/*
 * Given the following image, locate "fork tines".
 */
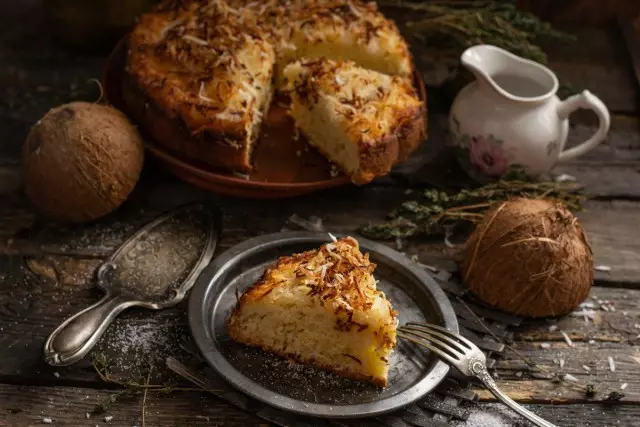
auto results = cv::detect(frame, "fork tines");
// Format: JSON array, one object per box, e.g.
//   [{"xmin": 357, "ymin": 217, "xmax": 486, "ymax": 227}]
[{"xmin": 397, "ymin": 322, "xmax": 476, "ymax": 366}]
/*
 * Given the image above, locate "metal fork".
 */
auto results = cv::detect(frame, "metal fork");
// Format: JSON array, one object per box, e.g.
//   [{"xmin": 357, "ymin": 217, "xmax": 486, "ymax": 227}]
[{"xmin": 398, "ymin": 322, "xmax": 558, "ymax": 427}]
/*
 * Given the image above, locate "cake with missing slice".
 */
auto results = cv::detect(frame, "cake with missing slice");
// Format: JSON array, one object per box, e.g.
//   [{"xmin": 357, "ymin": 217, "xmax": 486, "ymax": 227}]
[
  {"xmin": 283, "ymin": 58, "xmax": 426, "ymax": 184},
  {"xmin": 226, "ymin": 236, "xmax": 398, "ymax": 387},
  {"xmin": 125, "ymin": 0, "xmax": 417, "ymax": 175}
]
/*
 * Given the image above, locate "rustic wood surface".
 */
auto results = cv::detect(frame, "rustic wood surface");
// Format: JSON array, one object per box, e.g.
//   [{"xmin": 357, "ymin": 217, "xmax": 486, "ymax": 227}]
[{"xmin": 2, "ymin": 1, "xmax": 640, "ymax": 426}]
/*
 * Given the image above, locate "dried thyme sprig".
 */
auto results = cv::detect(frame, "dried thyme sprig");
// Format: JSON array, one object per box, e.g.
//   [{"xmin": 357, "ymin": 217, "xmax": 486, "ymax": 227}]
[
  {"xmin": 359, "ymin": 180, "xmax": 585, "ymax": 240},
  {"xmin": 378, "ymin": 0, "xmax": 575, "ymax": 64},
  {"xmin": 89, "ymin": 352, "xmax": 211, "ymax": 415}
]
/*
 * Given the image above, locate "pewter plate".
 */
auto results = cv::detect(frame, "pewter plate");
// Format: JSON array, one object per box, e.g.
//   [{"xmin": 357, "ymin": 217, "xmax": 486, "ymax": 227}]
[{"xmin": 188, "ymin": 231, "xmax": 458, "ymax": 419}]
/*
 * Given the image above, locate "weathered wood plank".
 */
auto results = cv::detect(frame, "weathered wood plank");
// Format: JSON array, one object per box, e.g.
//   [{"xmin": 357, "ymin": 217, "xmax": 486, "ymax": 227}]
[
  {"xmin": 516, "ymin": 287, "xmax": 640, "ymax": 343},
  {"xmin": 456, "ymin": 401, "xmax": 640, "ymax": 427},
  {"xmin": 0, "ymin": 384, "xmax": 263, "ymax": 427},
  {"xmin": 477, "ymin": 343, "xmax": 640, "ymax": 403},
  {"xmin": 1, "ymin": 383, "xmax": 638, "ymax": 427}
]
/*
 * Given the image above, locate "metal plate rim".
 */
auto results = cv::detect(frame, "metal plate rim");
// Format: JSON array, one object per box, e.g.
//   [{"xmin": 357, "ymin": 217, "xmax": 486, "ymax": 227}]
[{"xmin": 188, "ymin": 231, "xmax": 458, "ymax": 419}]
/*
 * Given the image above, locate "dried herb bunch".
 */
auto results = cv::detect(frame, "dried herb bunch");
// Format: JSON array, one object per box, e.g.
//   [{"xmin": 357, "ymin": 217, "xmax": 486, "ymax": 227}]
[
  {"xmin": 359, "ymin": 180, "xmax": 585, "ymax": 240},
  {"xmin": 378, "ymin": 0, "xmax": 575, "ymax": 64}
]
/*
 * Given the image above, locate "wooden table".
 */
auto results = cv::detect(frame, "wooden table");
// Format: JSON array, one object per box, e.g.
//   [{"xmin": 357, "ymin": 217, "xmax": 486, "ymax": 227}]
[{"xmin": 2, "ymin": 2, "xmax": 640, "ymax": 427}]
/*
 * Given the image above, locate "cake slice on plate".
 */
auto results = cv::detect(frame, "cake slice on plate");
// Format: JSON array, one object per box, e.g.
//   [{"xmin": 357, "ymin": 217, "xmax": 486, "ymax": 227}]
[
  {"xmin": 227, "ymin": 236, "xmax": 398, "ymax": 387},
  {"xmin": 283, "ymin": 58, "xmax": 426, "ymax": 184}
]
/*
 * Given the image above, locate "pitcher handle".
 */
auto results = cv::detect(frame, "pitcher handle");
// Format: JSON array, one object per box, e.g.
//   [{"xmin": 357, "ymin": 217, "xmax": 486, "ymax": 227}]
[{"xmin": 556, "ymin": 90, "xmax": 610, "ymax": 162}]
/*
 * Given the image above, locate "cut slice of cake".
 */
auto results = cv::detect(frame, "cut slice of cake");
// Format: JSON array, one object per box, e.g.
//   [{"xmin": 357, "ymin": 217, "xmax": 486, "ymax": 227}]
[
  {"xmin": 283, "ymin": 58, "xmax": 426, "ymax": 184},
  {"xmin": 227, "ymin": 236, "xmax": 398, "ymax": 387}
]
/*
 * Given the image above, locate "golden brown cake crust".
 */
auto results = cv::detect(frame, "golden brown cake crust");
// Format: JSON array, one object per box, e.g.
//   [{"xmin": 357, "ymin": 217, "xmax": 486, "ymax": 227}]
[
  {"xmin": 355, "ymin": 106, "xmax": 426, "ymax": 184},
  {"xmin": 121, "ymin": 71, "xmax": 254, "ymax": 172}
]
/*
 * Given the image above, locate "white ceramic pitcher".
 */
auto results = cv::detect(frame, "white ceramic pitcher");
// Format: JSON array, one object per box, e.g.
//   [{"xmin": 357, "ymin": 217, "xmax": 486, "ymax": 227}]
[{"xmin": 448, "ymin": 44, "xmax": 610, "ymax": 182}]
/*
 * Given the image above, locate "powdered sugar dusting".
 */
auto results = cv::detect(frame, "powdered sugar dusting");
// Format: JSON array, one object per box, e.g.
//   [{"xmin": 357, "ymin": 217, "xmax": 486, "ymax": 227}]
[{"xmin": 95, "ymin": 321, "xmax": 185, "ymax": 373}]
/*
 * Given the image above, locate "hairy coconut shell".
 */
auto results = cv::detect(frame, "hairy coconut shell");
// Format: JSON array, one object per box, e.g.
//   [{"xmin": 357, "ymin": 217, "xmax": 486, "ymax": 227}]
[
  {"xmin": 459, "ymin": 198, "xmax": 593, "ymax": 318},
  {"xmin": 22, "ymin": 102, "xmax": 144, "ymax": 223}
]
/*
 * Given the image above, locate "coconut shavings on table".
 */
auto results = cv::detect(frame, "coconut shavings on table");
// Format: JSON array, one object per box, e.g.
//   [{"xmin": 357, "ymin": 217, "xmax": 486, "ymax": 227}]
[
  {"xmin": 452, "ymin": 403, "xmax": 538, "ymax": 427},
  {"xmin": 93, "ymin": 320, "xmax": 186, "ymax": 375}
]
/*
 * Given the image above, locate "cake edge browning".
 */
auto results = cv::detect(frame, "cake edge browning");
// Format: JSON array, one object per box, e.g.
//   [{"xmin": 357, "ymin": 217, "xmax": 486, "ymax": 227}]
[
  {"xmin": 121, "ymin": 70, "xmax": 258, "ymax": 173},
  {"xmin": 354, "ymin": 103, "xmax": 426, "ymax": 184}
]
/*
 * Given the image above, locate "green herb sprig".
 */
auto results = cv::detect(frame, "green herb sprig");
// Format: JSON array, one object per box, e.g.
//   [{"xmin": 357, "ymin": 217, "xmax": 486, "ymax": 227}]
[
  {"xmin": 378, "ymin": 0, "xmax": 575, "ymax": 65},
  {"xmin": 359, "ymin": 180, "xmax": 585, "ymax": 240}
]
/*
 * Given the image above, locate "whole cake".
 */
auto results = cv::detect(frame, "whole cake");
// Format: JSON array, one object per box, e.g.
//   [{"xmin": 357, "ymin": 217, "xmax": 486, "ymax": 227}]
[
  {"xmin": 125, "ymin": 0, "xmax": 424, "ymax": 183},
  {"xmin": 227, "ymin": 236, "xmax": 398, "ymax": 387}
]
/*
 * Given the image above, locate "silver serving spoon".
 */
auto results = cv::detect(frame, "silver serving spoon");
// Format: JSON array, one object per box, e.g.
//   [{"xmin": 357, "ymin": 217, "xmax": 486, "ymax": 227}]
[{"xmin": 43, "ymin": 202, "xmax": 220, "ymax": 366}]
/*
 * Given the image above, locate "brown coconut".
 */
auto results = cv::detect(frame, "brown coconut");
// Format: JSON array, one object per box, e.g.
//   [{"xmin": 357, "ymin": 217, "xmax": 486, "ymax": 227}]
[
  {"xmin": 459, "ymin": 198, "xmax": 593, "ymax": 318},
  {"xmin": 22, "ymin": 102, "xmax": 144, "ymax": 223}
]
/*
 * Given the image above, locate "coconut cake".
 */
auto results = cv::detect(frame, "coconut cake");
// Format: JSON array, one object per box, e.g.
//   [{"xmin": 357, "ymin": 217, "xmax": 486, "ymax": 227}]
[
  {"xmin": 227, "ymin": 236, "xmax": 398, "ymax": 387},
  {"xmin": 125, "ymin": 0, "xmax": 420, "ymax": 176},
  {"xmin": 283, "ymin": 58, "xmax": 425, "ymax": 184}
]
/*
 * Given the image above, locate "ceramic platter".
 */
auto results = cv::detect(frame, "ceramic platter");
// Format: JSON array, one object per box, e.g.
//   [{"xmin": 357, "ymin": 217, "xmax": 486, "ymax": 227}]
[
  {"xmin": 102, "ymin": 37, "xmax": 427, "ymax": 199},
  {"xmin": 188, "ymin": 232, "xmax": 458, "ymax": 419}
]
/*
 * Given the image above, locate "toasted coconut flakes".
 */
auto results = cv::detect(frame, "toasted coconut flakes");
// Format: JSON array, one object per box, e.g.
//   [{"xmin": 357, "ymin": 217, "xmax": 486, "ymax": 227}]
[
  {"xmin": 224, "ymin": 4, "xmax": 240, "ymax": 16},
  {"xmin": 241, "ymin": 81, "xmax": 257, "ymax": 99},
  {"xmin": 320, "ymin": 264, "xmax": 328, "ymax": 283},
  {"xmin": 335, "ymin": 75, "xmax": 345, "ymax": 85},
  {"xmin": 341, "ymin": 103, "xmax": 357, "ymax": 114},
  {"xmin": 609, "ymin": 356, "xmax": 616, "ymax": 372},
  {"xmin": 198, "ymin": 82, "xmax": 216, "ymax": 103},
  {"xmin": 347, "ymin": 0, "xmax": 363, "ymax": 17},
  {"xmin": 561, "ymin": 331, "xmax": 574, "ymax": 347},
  {"xmin": 232, "ymin": 172, "xmax": 250, "ymax": 180},
  {"xmin": 563, "ymin": 373, "xmax": 579, "ymax": 382},
  {"xmin": 183, "ymin": 34, "xmax": 208, "ymax": 46},
  {"xmin": 159, "ymin": 19, "xmax": 183, "ymax": 38},
  {"xmin": 555, "ymin": 173, "xmax": 576, "ymax": 182},
  {"xmin": 213, "ymin": 53, "xmax": 231, "ymax": 68}
]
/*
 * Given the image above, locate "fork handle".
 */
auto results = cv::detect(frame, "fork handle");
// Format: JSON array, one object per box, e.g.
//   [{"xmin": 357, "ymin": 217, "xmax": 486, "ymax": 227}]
[{"xmin": 471, "ymin": 361, "xmax": 558, "ymax": 427}]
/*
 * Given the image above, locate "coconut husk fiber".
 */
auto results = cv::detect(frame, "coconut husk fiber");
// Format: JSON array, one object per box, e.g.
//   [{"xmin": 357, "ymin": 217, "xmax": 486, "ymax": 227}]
[
  {"xmin": 22, "ymin": 102, "xmax": 144, "ymax": 223},
  {"xmin": 459, "ymin": 197, "xmax": 593, "ymax": 318}
]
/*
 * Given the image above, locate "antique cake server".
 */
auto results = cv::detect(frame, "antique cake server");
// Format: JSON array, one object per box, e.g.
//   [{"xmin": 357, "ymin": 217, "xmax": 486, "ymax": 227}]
[{"xmin": 43, "ymin": 202, "xmax": 220, "ymax": 366}]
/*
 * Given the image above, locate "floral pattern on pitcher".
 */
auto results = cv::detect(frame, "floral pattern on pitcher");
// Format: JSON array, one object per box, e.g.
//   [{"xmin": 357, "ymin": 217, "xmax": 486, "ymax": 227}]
[
  {"xmin": 546, "ymin": 140, "xmax": 559, "ymax": 157},
  {"xmin": 452, "ymin": 131, "xmax": 530, "ymax": 181}
]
